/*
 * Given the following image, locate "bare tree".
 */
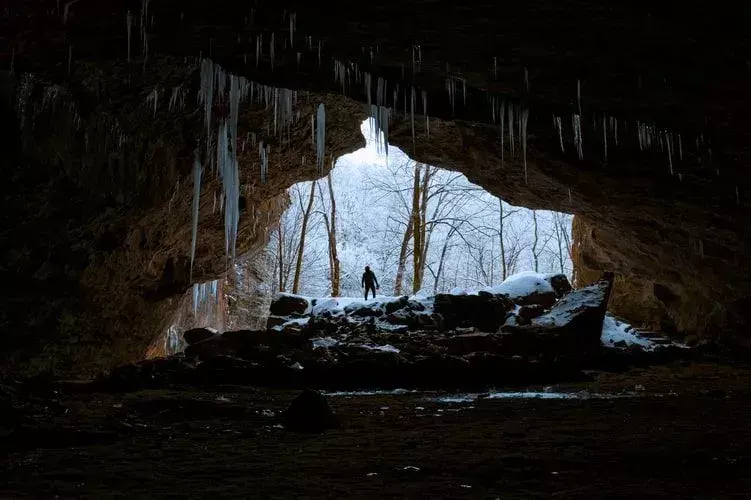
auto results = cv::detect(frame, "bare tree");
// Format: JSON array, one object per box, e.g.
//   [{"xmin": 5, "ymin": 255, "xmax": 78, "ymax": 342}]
[
  {"xmin": 317, "ymin": 172, "xmax": 341, "ymax": 296},
  {"xmin": 292, "ymin": 182, "xmax": 316, "ymax": 293}
]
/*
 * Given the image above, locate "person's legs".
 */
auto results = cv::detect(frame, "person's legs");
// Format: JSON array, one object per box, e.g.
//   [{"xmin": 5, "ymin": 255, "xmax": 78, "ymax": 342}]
[
  {"xmin": 365, "ymin": 284, "xmax": 375, "ymax": 300},
  {"xmin": 369, "ymin": 284, "xmax": 376, "ymax": 299}
]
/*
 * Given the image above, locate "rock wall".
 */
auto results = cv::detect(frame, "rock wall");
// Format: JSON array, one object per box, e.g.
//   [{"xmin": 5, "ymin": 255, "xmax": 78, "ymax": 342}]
[{"xmin": 0, "ymin": 62, "xmax": 366, "ymax": 377}]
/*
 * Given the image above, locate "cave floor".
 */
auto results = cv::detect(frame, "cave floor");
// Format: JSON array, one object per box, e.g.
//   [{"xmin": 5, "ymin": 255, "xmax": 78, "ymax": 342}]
[{"xmin": 2, "ymin": 363, "xmax": 751, "ymax": 499}]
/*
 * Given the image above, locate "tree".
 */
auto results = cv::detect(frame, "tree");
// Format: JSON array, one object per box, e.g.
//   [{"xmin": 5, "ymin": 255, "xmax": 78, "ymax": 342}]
[
  {"xmin": 318, "ymin": 171, "xmax": 341, "ymax": 296},
  {"xmin": 292, "ymin": 181, "xmax": 316, "ymax": 293}
]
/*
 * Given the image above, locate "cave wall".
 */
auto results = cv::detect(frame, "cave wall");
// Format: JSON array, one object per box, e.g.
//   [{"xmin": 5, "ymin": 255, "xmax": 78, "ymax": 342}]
[
  {"xmin": 2, "ymin": 1, "xmax": 750, "ymax": 376},
  {"xmin": 0, "ymin": 61, "xmax": 366, "ymax": 377}
]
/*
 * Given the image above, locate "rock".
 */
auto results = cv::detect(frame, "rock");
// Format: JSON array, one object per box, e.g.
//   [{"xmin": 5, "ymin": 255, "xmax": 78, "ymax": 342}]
[
  {"xmin": 486, "ymin": 273, "xmax": 558, "ymax": 308},
  {"xmin": 183, "ymin": 327, "xmax": 217, "ymax": 345},
  {"xmin": 269, "ymin": 293, "xmax": 310, "ymax": 316},
  {"xmin": 440, "ymin": 332, "xmax": 503, "ymax": 355},
  {"xmin": 384, "ymin": 296, "xmax": 410, "ymax": 314},
  {"xmin": 517, "ymin": 304, "xmax": 546, "ymax": 323},
  {"xmin": 347, "ymin": 305, "xmax": 383, "ymax": 317},
  {"xmin": 406, "ymin": 300, "xmax": 426, "ymax": 312},
  {"xmin": 434, "ymin": 293, "xmax": 515, "ymax": 332},
  {"xmin": 501, "ymin": 276, "xmax": 613, "ymax": 351},
  {"xmin": 545, "ymin": 273, "xmax": 573, "ymax": 298},
  {"xmin": 283, "ymin": 389, "xmax": 339, "ymax": 432},
  {"xmin": 184, "ymin": 337, "xmax": 236, "ymax": 361},
  {"xmin": 266, "ymin": 315, "xmax": 288, "ymax": 329}
]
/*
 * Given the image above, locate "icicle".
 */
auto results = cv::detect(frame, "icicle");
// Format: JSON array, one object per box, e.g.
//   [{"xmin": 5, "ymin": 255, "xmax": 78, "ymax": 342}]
[
  {"xmin": 508, "ymin": 105, "xmax": 515, "ymax": 157},
  {"xmin": 146, "ymin": 87, "xmax": 158, "ymax": 116},
  {"xmin": 63, "ymin": 0, "xmax": 79, "ymax": 24},
  {"xmin": 256, "ymin": 35, "xmax": 261, "ymax": 67},
  {"xmin": 493, "ymin": 57, "xmax": 497, "ymax": 79},
  {"xmin": 555, "ymin": 116, "xmax": 564, "ymax": 153},
  {"xmin": 190, "ymin": 151, "xmax": 202, "ymax": 279},
  {"xmin": 521, "ymin": 108, "xmax": 529, "ymax": 183},
  {"xmin": 410, "ymin": 86, "xmax": 416, "ymax": 149},
  {"xmin": 603, "ymin": 114, "xmax": 607, "ymax": 162},
  {"xmin": 524, "ymin": 67, "xmax": 529, "ymax": 91},
  {"xmin": 259, "ymin": 142, "xmax": 269, "ymax": 183},
  {"xmin": 422, "ymin": 90, "xmax": 429, "ymax": 135},
  {"xmin": 316, "ymin": 103, "xmax": 326, "ymax": 172},
  {"xmin": 289, "ymin": 12, "xmax": 296, "ymax": 46},
  {"xmin": 666, "ymin": 131, "xmax": 673, "ymax": 175},
  {"xmin": 500, "ymin": 100, "xmax": 506, "ymax": 166},
  {"xmin": 270, "ymin": 33, "xmax": 275, "ymax": 71},
  {"xmin": 568, "ymin": 188, "xmax": 572, "ymax": 203},
  {"xmin": 678, "ymin": 133, "xmax": 683, "ymax": 161},
  {"xmin": 736, "ymin": 186, "xmax": 740, "ymax": 205},
  {"xmin": 126, "ymin": 11, "xmax": 133, "ymax": 62}
]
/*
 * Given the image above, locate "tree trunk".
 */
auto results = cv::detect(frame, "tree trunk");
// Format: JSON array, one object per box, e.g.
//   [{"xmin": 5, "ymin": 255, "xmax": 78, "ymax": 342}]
[
  {"xmin": 411, "ymin": 163, "xmax": 423, "ymax": 293},
  {"xmin": 292, "ymin": 182, "xmax": 316, "ymax": 294},
  {"xmin": 326, "ymin": 172, "xmax": 340, "ymax": 296},
  {"xmin": 418, "ymin": 166, "xmax": 432, "ymax": 287},
  {"xmin": 277, "ymin": 226, "xmax": 284, "ymax": 292},
  {"xmin": 394, "ymin": 217, "xmax": 414, "ymax": 295},
  {"xmin": 499, "ymin": 198, "xmax": 507, "ymax": 280},
  {"xmin": 532, "ymin": 210, "xmax": 539, "ymax": 272}
]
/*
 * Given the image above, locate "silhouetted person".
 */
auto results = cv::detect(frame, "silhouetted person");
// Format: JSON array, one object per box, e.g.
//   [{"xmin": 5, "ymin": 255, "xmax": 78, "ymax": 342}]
[{"xmin": 361, "ymin": 266, "xmax": 379, "ymax": 300}]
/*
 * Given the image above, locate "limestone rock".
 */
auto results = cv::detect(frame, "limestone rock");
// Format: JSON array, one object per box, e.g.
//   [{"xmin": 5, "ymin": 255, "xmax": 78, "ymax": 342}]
[
  {"xmin": 269, "ymin": 294, "xmax": 310, "ymax": 317},
  {"xmin": 434, "ymin": 293, "xmax": 515, "ymax": 332},
  {"xmin": 183, "ymin": 327, "xmax": 218, "ymax": 345},
  {"xmin": 283, "ymin": 389, "xmax": 339, "ymax": 433}
]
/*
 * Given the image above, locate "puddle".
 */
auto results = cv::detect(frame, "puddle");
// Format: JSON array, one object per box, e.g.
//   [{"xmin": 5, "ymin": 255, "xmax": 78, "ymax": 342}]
[
  {"xmin": 322, "ymin": 388, "xmax": 418, "ymax": 397},
  {"xmin": 430, "ymin": 391, "xmax": 638, "ymax": 403}
]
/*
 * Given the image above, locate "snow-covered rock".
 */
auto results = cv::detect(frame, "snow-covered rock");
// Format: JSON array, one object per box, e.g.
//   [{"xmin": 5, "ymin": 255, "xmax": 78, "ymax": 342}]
[
  {"xmin": 501, "ymin": 277, "xmax": 613, "ymax": 349},
  {"xmin": 484, "ymin": 272, "xmax": 558, "ymax": 308}
]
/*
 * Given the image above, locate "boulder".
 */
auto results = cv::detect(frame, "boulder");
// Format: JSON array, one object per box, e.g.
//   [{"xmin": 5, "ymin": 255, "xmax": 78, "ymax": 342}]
[
  {"xmin": 440, "ymin": 332, "xmax": 503, "ymax": 355},
  {"xmin": 283, "ymin": 389, "xmax": 339, "ymax": 432},
  {"xmin": 486, "ymin": 272, "xmax": 558, "ymax": 308},
  {"xmin": 346, "ymin": 304, "xmax": 383, "ymax": 317},
  {"xmin": 269, "ymin": 293, "xmax": 310, "ymax": 316},
  {"xmin": 544, "ymin": 273, "xmax": 573, "ymax": 298},
  {"xmin": 183, "ymin": 327, "xmax": 217, "ymax": 345},
  {"xmin": 384, "ymin": 296, "xmax": 410, "ymax": 314},
  {"xmin": 517, "ymin": 304, "xmax": 546, "ymax": 323},
  {"xmin": 501, "ymin": 275, "xmax": 613, "ymax": 351},
  {"xmin": 184, "ymin": 336, "xmax": 236, "ymax": 361},
  {"xmin": 434, "ymin": 293, "xmax": 515, "ymax": 332}
]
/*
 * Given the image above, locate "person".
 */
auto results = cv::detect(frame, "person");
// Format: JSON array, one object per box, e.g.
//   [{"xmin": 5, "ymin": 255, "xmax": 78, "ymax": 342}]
[{"xmin": 361, "ymin": 265, "xmax": 379, "ymax": 300}]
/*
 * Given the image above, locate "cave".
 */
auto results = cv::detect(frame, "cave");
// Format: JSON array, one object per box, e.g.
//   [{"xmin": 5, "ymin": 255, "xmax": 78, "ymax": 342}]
[{"xmin": 2, "ymin": 1, "xmax": 751, "ymax": 497}]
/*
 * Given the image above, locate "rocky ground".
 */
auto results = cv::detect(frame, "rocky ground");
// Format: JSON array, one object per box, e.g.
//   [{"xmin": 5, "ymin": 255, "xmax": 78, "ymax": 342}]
[
  {"xmin": 3, "ymin": 273, "xmax": 750, "ymax": 497},
  {"xmin": 2, "ymin": 363, "xmax": 751, "ymax": 498}
]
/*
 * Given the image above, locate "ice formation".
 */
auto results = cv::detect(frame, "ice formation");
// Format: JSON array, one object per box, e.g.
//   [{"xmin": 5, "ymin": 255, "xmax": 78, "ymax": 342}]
[
  {"xmin": 190, "ymin": 152, "xmax": 202, "ymax": 278},
  {"xmin": 316, "ymin": 103, "xmax": 326, "ymax": 172}
]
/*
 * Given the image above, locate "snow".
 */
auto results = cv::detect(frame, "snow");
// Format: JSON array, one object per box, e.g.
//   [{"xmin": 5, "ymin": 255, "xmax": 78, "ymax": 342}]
[
  {"xmin": 311, "ymin": 337, "xmax": 339, "ymax": 349},
  {"xmin": 483, "ymin": 272, "xmax": 555, "ymax": 299},
  {"xmin": 359, "ymin": 343, "xmax": 401, "ymax": 353},
  {"xmin": 601, "ymin": 313, "xmax": 657, "ymax": 349}
]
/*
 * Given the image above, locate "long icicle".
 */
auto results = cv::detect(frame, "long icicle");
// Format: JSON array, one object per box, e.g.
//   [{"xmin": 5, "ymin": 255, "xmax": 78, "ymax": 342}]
[
  {"xmin": 190, "ymin": 150, "xmax": 202, "ymax": 279},
  {"xmin": 521, "ymin": 107, "xmax": 529, "ymax": 183},
  {"xmin": 316, "ymin": 103, "xmax": 326, "ymax": 172}
]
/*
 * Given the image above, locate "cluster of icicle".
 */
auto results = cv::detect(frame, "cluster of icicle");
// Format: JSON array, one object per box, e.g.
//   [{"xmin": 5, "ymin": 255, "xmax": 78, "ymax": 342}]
[
  {"xmin": 191, "ymin": 58, "xmax": 322, "ymax": 276},
  {"xmin": 487, "ymin": 96, "xmax": 530, "ymax": 182},
  {"xmin": 191, "ymin": 279, "xmax": 220, "ymax": 317}
]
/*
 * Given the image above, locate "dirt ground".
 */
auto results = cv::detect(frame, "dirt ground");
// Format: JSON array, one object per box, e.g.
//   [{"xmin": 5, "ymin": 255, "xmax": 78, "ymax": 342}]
[{"xmin": 2, "ymin": 362, "xmax": 751, "ymax": 499}]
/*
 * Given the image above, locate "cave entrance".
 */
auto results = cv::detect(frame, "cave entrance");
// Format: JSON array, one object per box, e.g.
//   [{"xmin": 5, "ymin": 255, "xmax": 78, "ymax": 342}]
[
  {"xmin": 269, "ymin": 119, "xmax": 575, "ymax": 299},
  {"xmin": 163, "ymin": 119, "xmax": 575, "ymax": 355}
]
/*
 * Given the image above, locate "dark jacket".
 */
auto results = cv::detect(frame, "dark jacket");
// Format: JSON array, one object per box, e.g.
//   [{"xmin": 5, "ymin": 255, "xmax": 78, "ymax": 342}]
[{"xmin": 361, "ymin": 269, "xmax": 379, "ymax": 288}]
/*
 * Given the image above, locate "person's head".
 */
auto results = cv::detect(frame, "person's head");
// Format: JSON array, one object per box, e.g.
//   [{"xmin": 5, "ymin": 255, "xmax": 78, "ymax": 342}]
[{"xmin": 365, "ymin": 265, "xmax": 370, "ymax": 272}]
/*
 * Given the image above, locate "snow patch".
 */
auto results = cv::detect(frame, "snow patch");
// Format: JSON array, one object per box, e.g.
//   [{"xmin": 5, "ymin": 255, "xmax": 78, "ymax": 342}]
[
  {"xmin": 359, "ymin": 344, "xmax": 401, "ymax": 353},
  {"xmin": 484, "ymin": 272, "xmax": 554, "ymax": 299}
]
